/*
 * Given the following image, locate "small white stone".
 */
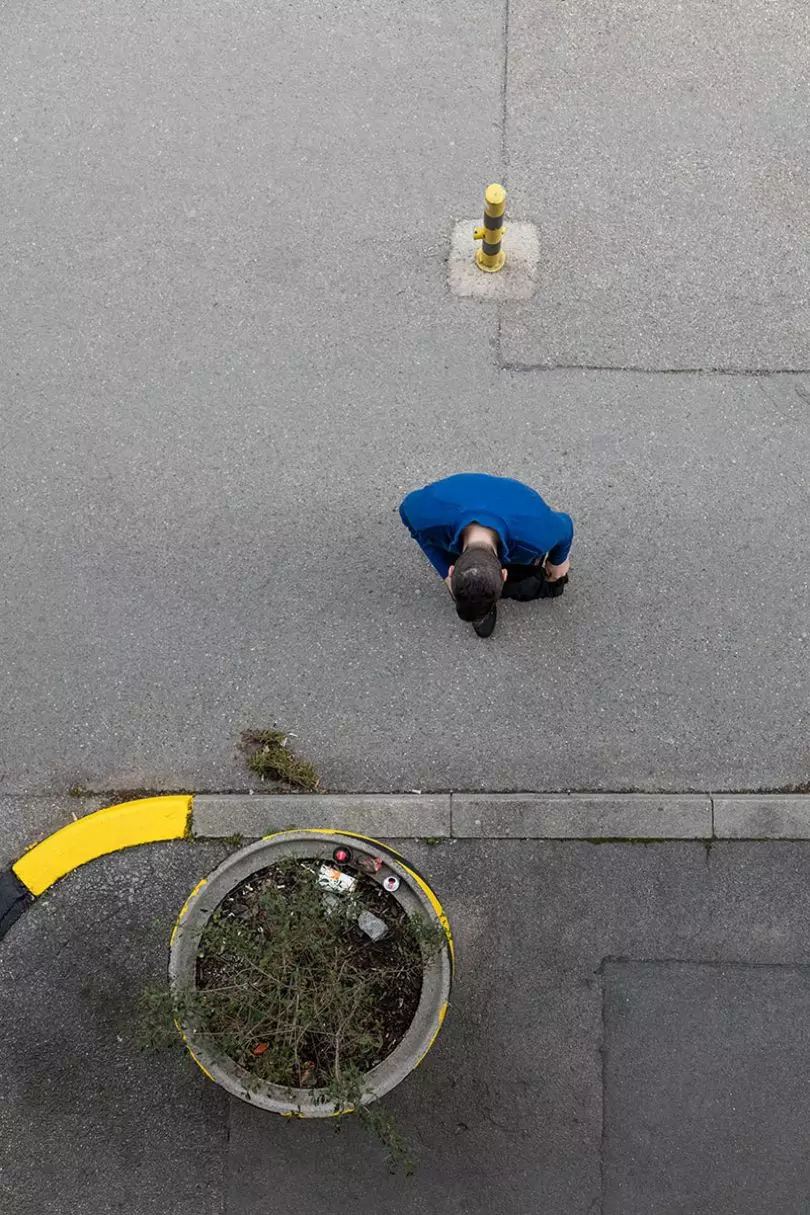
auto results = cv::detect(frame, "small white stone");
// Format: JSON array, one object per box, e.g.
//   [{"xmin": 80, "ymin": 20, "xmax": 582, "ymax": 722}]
[{"xmin": 358, "ymin": 910, "xmax": 388, "ymax": 942}]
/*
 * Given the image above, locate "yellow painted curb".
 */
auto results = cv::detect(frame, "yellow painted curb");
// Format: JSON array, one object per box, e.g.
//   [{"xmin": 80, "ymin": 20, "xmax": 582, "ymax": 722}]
[{"xmin": 12, "ymin": 796, "xmax": 192, "ymax": 897}]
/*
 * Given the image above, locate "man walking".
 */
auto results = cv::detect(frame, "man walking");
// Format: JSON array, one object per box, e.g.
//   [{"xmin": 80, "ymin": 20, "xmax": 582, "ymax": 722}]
[{"xmin": 399, "ymin": 473, "xmax": 573, "ymax": 638}]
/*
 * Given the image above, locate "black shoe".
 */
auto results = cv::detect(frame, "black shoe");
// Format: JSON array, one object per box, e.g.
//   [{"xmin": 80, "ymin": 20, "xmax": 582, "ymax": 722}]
[{"xmin": 472, "ymin": 605, "xmax": 497, "ymax": 638}]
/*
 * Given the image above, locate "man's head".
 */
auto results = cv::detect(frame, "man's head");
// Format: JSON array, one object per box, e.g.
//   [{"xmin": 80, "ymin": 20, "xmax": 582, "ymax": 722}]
[{"xmin": 449, "ymin": 546, "xmax": 506, "ymax": 622}]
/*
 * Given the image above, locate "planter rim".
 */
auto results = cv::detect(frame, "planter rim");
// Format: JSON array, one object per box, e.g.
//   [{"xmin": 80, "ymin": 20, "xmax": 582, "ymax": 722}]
[{"xmin": 169, "ymin": 829, "xmax": 453, "ymax": 1116}]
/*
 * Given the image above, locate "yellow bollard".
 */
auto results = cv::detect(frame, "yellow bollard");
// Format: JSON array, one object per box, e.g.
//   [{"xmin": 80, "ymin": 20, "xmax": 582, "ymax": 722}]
[{"xmin": 473, "ymin": 183, "xmax": 506, "ymax": 273}]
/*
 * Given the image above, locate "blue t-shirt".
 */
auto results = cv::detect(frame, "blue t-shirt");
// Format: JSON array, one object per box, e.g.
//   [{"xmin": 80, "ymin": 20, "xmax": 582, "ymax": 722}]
[{"xmin": 399, "ymin": 473, "xmax": 574, "ymax": 579}]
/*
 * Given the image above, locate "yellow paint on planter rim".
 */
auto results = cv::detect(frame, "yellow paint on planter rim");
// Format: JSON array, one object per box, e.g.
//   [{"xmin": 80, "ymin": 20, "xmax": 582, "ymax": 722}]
[
  {"xmin": 13, "ymin": 795, "xmax": 192, "ymax": 897},
  {"xmin": 414, "ymin": 1000, "xmax": 449, "ymax": 1069},
  {"xmin": 170, "ymin": 875, "xmax": 209, "ymax": 946}
]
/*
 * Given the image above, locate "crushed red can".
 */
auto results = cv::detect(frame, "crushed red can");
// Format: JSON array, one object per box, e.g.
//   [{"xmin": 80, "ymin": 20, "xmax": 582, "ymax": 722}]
[{"xmin": 357, "ymin": 854, "xmax": 383, "ymax": 874}]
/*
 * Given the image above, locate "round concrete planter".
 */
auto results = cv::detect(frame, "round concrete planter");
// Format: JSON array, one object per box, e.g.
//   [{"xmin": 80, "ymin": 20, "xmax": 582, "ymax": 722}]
[{"xmin": 169, "ymin": 830, "xmax": 453, "ymax": 1116}]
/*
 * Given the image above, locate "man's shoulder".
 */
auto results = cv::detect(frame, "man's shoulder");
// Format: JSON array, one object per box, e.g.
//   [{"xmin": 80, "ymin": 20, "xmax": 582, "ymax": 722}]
[
  {"xmin": 403, "ymin": 473, "xmax": 542, "ymax": 512},
  {"xmin": 421, "ymin": 472, "xmax": 525, "ymax": 496}
]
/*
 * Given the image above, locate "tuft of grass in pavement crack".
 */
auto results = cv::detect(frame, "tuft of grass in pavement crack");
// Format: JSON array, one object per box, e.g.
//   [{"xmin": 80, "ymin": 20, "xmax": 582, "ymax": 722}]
[{"xmin": 238, "ymin": 729, "xmax": 320, "ymax": 792}]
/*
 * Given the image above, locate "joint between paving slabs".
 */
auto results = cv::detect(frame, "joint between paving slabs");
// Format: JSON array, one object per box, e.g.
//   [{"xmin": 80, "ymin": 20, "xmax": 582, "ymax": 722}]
[
  {"xmin": 598, "ymin": 962, "xmax": 608, "ymax": 1214},
  {"xmin": 500, "ymin": 0, "xmax": 510, "ymax": 183},
  {"xmin": 493, "ymin": 0, "xmax": 511, "ymax": 371},
  {"xmin": 497, "ymin": 360, "xmax": 810, "ymax": 376}
]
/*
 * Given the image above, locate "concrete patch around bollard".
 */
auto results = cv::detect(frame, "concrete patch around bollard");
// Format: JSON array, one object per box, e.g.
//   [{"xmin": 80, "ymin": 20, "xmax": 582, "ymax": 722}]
[
  {"xmin": 168, "ymin": 830, "xmax": 454, "ymax": 1117},
  {"xmin": 448, "ymin": 219, "xmax": 540, "ymax": 300}
]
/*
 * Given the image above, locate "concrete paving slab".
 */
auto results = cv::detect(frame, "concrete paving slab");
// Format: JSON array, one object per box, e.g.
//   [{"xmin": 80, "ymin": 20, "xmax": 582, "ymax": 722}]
[
  {"xmin": 452, "ymin": 793, "xmax": 711, "ymax": 837},
  {"xmin": 5, "ymin": 840, "xmax": 810, "ymax": 1212},
  {"xmin": 714, "ymin": 794, "xmax": 810, "ymax": 838},
  {"xmin": 192, "ymin": 793, "xmax": 451, "ymax": 838},
  {"xmin": 603, "ymin": 961, "xmax": 810, "ymax": 1214},
  {"xmin": 504, "ymin": 0, "xmax": 810, "ymax": 369},
  {"xmin": 0, "ymin": 842, "xmax": 230, "ymax": 1215}
]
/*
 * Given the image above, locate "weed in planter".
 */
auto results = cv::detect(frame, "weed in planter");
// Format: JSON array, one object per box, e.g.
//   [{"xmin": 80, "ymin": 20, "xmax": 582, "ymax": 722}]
[
  {"xmin": 189, "ymin": 859, "xmax": 445, "ymax": 1091},
  {"xmin": 171, "ymin": 858, "xmax": 446, "ymax": 1167},
  {"xmin": 133, "ymin": 858, "xmax": 447, "ymax": 1169},
  {"xmin": 326, "ymin": 1063, "xmax": 416, "ymax": 1174},
  {"xmin": 238, "ymin": 729, "xmax": 319, "ymax": 791}
]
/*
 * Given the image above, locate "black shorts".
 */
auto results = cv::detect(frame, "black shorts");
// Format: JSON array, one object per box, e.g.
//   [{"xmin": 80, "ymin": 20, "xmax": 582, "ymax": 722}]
[{"xmin": 501, "ymin": 559, "xmax": 547, "ymax": 602}]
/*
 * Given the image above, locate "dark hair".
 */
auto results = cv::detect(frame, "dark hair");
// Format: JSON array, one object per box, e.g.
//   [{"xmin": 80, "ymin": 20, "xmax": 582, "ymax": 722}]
[{"xmin": 451, "ymin": 547, "xmax": 504, "ymax": 621}]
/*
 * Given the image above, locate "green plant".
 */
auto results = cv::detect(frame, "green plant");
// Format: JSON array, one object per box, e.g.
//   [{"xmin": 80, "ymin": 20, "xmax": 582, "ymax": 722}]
[
  {"xmin": 238, "ymin": 729, "xmax": 319, "ymax": 791},
  {"xmin": 135, "ymin": 983, "xmax": 190, "ymax": 1052},
  {"xmin": 189, "ymin": 861, "xmax": 444, "ymax": 1084},
  {"xmin": 142, "ymin": 858, "xmax": 446, "ymax": 1169},
  {"xmin": 327, "ymin": 1065, "xmax": 416, "ymax": 1173}
]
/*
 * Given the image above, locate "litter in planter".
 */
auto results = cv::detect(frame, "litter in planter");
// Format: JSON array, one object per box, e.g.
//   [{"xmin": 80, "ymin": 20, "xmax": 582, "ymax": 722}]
[
  {"xmin": 383, "ymin": 874, "xmax": 400, "ymax": 893},
  {"xmin": 357, "ymin": 854, "xmax": 383, "ymax": 874},
  {"xmin": 318, "ymin": 864, "xmax": 357, "ymax": 894},
  {"xmin": 357, "ymin": 910, "xmax": 389, "ymax": 941}
]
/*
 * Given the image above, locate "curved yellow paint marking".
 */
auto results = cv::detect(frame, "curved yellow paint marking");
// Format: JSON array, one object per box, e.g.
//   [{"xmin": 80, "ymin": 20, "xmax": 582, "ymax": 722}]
[{"xmin": 13, "ymin": 796, "xmax": 192, "ymax": 897}]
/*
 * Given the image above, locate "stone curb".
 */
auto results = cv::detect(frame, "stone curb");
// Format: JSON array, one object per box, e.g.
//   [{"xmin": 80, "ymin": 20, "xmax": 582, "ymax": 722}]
[
  {"xmin": 192, "ymin": 794, "xmax": 451, "ymax": 839},
  {"xmin": 451, "ymin": 794, "xmax": 711, "ymax": 839},
  {"xmin": 713, "ymin": 796, "xmax": 810, "ymax": 839},
  {"xmin": 189, "ymin": 793, "xmax": 810, "ymax": 841}
]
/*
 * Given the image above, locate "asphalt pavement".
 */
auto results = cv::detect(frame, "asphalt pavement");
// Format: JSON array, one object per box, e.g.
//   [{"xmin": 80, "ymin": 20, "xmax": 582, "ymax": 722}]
[
  {"xmin": 2, "ymin": 5, "xmax": 809, "ymax": 1207},
  {"xmin": 1, "ymin": 0, "xmax": 808, "ymax": 829},
  {"xmin": 5, "ymin": 836, "xmax": 810, "ymax": 1214}
]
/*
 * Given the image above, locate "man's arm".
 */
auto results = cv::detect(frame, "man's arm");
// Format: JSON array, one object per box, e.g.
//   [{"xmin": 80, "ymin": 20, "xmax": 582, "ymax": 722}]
[
  {"xmin": 414, "ymin": 537, "xmax": 453, "ymax": 579},
  {"xmin": 399, "ymin": 499, "xmax": 453, "ymax": 578},
  {"xmin": 545, "ymin": 512, "xmax": 574, "ymax": 578}
]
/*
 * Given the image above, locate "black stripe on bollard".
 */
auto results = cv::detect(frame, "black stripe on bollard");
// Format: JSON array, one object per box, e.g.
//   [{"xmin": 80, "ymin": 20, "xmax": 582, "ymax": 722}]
[{"xmin": 481, "ymin": 238, "xmax": 502, "ymax": 256}]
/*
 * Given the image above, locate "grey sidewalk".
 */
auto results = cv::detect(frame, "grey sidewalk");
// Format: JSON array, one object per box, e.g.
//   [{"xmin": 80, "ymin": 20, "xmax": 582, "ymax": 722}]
[
  {"xmin": 1, "ymin": 0, "xmax": 808, "ymax": 821},
  {"xmin": 5, "ymin": 836, "xmax": 810, "ymax": 1213}
]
